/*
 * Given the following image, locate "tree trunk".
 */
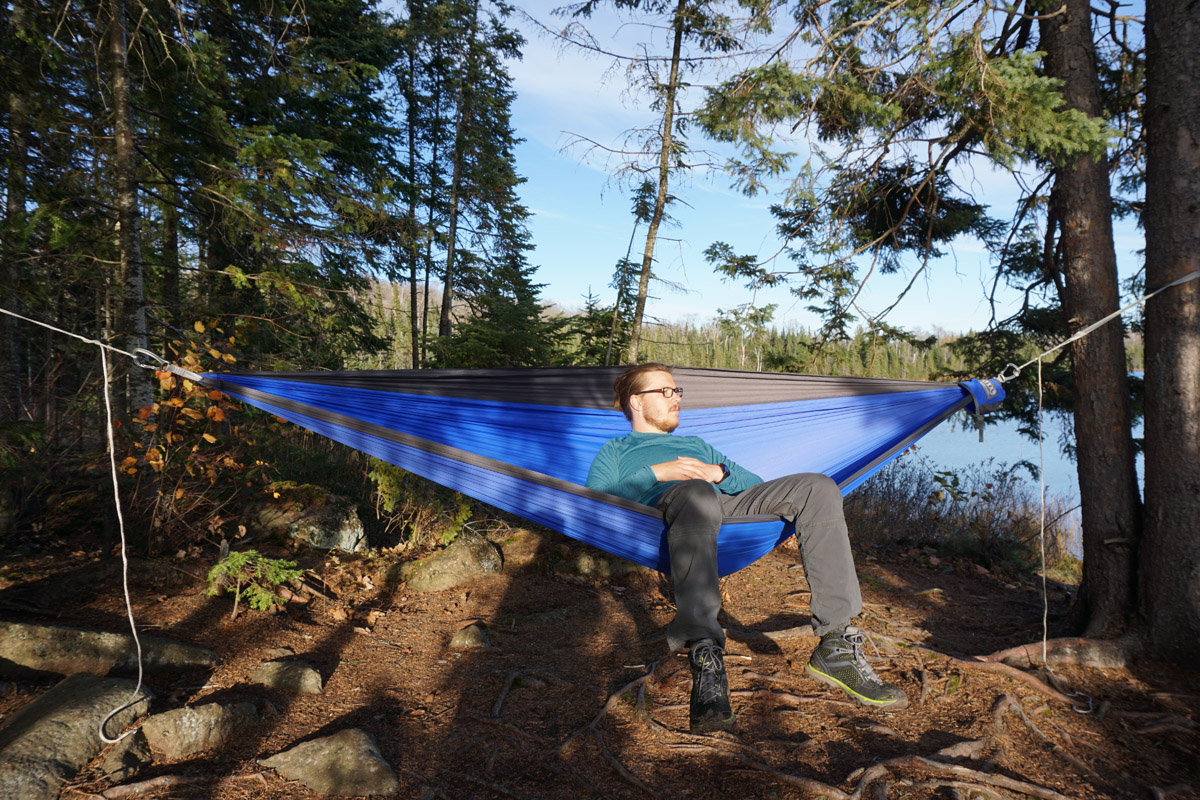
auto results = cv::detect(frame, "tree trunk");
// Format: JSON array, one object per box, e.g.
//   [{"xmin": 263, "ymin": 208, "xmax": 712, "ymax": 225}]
[
  {"xmin": 1040, "ymin": 0, "xmax": 1141, "ymax": 638},
  {"xmin": 404, "ymin": 45, "xmax": 422, "ymax": 370},
  {"xmin": 438, "ymin": 0, "xmax": 481, "ymax": 343},
  {"xmin": 108, "ymin": 0, "xmax": 152, "ymax": 414},
  {"xmin": 1138, "ymin": 0, "xmax": 1200, "ymax": 662},
  {"xmin": 3, "ymin": 0, "xmax": 30, "ymax": 421},
  {"xmin": 624, "ymin": 0, "xmax": 686, "ymax": 364},
  {"xmin": 162, "ymin": 189, "xmax": 181, "ymax": 352}
]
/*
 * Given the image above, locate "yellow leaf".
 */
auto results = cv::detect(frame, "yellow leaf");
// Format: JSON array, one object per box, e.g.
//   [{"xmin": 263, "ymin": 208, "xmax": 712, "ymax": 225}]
[
  {"xmin": 193, "ymin": 320, "xmax": 205, "ymax": 334},
  {"xmin": 121, "ymin": 456, "xmax": 138, "ymax": 468},
  {"xmin": 183, "ymin": 380, "xmax": 195, "ymax": 393},
  {"xmin": 166, "ymin": 397, "xmax": 184, "ymax": 407},
  {"xmin": 125, "ymin": 467, "xmax": 138, "ymax": 475},
  {"xmin": 158, "ymin": 374, "xmax": 176, "ymax": 392},
  {"xmin": 222, "ymin": 353, "xmax": 236, "ymax": 364},
  {"xmin": 202, "ymin": 433, "xmax": 217, "ymax": 443},
  {"xmin": 180, "ymin": 408, "xmax": 203, "ymax": 419},
  {"xmin": 207, "ymin": 406, "xmax": 226, "ymax": 422},
  {"xmin": 208, "ymin": 348, "xmax": 221, "ymax": 359},
  {"xmin": 209, "ymin": 390, "xmax": 225, "ymax": 401},
  {"xmin": 175, "ymin": 487, "xmax": 185, "ymax": 500}
]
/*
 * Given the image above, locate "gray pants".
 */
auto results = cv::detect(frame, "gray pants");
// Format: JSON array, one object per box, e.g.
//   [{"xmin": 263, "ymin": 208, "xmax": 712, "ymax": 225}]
[{"xmin": 656, "ymin": 474, "xmax": 862, "ymax": 651}]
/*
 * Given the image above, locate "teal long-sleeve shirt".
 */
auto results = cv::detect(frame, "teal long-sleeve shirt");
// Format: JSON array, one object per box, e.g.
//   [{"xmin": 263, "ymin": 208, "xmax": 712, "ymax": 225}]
[{"xmin": 584, "ymin": 430, "xmax": 763, "ymax": 507}]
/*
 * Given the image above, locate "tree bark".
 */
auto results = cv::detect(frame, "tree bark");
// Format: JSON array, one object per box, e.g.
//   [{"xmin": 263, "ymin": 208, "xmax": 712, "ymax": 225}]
[
  {"xmin": 3, "ymin": 0, "xmax": 30, "ymax": 421},
  {"xmin": 1039, "ymin": 0, "xmax": 1141, "ymax": 638},
  {"xmin": 624, "ymin": 0, "xmax": 686, "ymax": 364},
  {"xmin": 439, "ymin": 0, "xmax": 481, "ymax": 343},
  {"xmin": 108, "ymin": 0, "xmax": 152, "ymax": 414},
  {"xmin": 1138, "ymin": 0, "xmax": 1200, "ymax": 662}
]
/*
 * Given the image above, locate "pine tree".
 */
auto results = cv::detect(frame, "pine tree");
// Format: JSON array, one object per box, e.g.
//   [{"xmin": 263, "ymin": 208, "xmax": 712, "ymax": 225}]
[{"xmin": 697, "ymin": 0, "xmax": 1149, "ymax": 640}]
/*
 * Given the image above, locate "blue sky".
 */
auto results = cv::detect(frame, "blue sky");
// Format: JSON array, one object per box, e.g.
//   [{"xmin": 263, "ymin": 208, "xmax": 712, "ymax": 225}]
[{"xmin": 501, "ymin": 1, "xmax": 1145, "ymax": 336}]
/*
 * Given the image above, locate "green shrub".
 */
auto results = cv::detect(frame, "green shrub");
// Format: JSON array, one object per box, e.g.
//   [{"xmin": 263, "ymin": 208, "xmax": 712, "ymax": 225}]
[
  {"xmin": 206, "ymin": 549, "xmax": 303, "ymax": 619},
  {"xmin": 845, "ymin": 453, "xmax": 1079, "ymax": 577},
  {"xmin": 368, "ymin": 458, "xmax": 474, "ymax": 549}
]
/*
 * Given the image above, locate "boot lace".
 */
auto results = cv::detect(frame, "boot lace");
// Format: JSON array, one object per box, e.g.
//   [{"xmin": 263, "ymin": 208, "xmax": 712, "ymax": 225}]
[
  {"xmin": 842, "ymin": 628, "xmax": 885, "ymax": 685},
  {"xmin": 691, "ymin": 641, "xmax": 727, "ymax": 704}
]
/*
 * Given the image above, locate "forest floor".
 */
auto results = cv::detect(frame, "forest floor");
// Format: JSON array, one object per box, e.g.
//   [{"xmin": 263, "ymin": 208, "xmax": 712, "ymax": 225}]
[{"xmin": 1, "ymin": 526, "xmax": 1197, "ymax": 800}]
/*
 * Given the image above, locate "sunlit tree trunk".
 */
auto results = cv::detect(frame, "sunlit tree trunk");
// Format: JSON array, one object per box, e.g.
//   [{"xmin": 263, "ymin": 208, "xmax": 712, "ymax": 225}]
[
  {"xmin": 625, "ymin": 0, "xmax": 685, "ymax": 364},
  {"xmin": 1040, "ymin": 0, "xmax": 1141, "ymax": 637},
  {"xmin": 1139, "ymin": 0, "xmax": 1200, "ymax": 662},
  {"xmin": 439, "ymin": 0, "xmax": 481, "ymax": 343}
]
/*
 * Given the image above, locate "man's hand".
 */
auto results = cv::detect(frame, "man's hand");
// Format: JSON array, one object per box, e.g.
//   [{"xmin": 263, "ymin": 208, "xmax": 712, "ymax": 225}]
[{"xmin": 650, "ymin": 456, "xmax": 724, "ymax": 484}]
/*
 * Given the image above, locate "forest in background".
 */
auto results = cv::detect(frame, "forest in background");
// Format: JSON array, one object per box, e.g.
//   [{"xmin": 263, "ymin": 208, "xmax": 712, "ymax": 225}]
[{"xmin": 1, "ymin": 0, "xmax": 1196, "ymax": 661}]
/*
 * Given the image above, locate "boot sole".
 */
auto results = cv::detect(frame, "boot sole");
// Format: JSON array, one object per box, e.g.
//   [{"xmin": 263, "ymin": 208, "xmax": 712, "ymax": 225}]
[
  {"xmin": 689, "ymin": 712, "xmax": 736, "ymax": 733},
  {"xmin": 805, "ymin": 664, "xmax": 910, "ymax": 710}
]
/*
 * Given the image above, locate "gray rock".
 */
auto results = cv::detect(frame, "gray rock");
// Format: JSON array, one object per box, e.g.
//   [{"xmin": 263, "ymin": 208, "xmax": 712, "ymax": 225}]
[
  {"xmin": 256, "ymin": 492, "xmax": 366, "ymax": 553},
  {"xmin": 100, "ymin": 729, "xmax": 151, "ymax": 783},
  {"xmin": 0, "ymin": 622, "xmax": 217, "ymax": 679},
  {"xmin": 448, "ymin": 623, "xmax": 491, "ymax": 650},
  {"xmin": 141, "ymin": 701, "xmax": 257, "ymax": 759},
  {"xmin": 258, "ymin": 728, "xmax": 398, "ymax": 796},
  {"xmin": 397, "ymin": 531, "xmax": 502, "ymax": 592},
  {"xmin": 250, "ymin": 660, "xmax": 323, "ymax": 694},
  {"xmin": 553, "ymin": 550, "xmax": 648, "ymax": 580},
  {"xmin": 0, "ymin": 674, "xmax": 151, "ymax": 800}
]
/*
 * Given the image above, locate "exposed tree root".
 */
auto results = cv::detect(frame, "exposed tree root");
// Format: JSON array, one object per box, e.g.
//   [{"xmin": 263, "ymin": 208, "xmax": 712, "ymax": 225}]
[
  {"xmin": 732, "ymin": 687, "xmax": 856, "ymax": 709},
  {"xmin": 591, "ymin": 728, "xmax": 658, "ymax": 798},
  {"xmin": 870, "ymin": 755, "xmax": 1071, "ymax": 800},
  {"xmin": 98, "ymin": 773, "xmax": 266, "ymax": 799},
  {"xmin": 912, "ymin": 779, "xmax": 1010, "ymax": 800},
  {"xmin": 490, "ymin": 668, "xmax": 570, "ymax": 718},
  {"xmin": 980, "ymin": 638, "xmax": 1128, "ymax": 669},
  {"xmin": 671, "ymin": 743, "xmax": 850, "ymax": 799},
  {"xmin": 473, "ymin": 716, "xmax": 552, "ymax": 747},
  {"xmin": 559, "ymin": 661, "xmax": 661, "ymax": 755},
  {"xmin": 992, "ymin": 694, "xmax": 1103, "ymax": 782},
  {"xmin": 899, "ymin": 644, "xmax": 1077, "ymax": 705}
]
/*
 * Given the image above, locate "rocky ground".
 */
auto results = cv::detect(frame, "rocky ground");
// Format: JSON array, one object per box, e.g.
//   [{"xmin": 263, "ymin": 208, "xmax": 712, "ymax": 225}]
[{"xmin": 0, "ymin": 525, "xmax": 1197, "ymax": 800}]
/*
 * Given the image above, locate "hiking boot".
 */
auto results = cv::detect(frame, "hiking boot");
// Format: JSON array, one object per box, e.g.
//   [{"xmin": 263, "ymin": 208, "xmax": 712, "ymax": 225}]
[
  {"xmin": 805, "ymin": 626, "xmax": 909, "ymax": 710},
  {"xmin": 688, "ymin": 639, "xmax": 735, "ymax": 732}
]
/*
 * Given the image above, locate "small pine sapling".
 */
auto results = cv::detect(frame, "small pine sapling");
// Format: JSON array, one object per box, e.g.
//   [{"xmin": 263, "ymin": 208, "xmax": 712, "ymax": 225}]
[{"xmin": 206, "ymin": 550, "xmax": 303, "ymax": 620}]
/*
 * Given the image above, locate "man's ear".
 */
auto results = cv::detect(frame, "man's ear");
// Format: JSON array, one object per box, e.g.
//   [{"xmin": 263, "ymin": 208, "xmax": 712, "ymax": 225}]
[{"xmin": 628, "ymin": 393, "xmax": 643, "ymax": 417}]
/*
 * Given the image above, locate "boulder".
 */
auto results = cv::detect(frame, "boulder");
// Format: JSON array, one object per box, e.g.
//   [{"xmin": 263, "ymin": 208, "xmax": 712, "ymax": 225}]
[
  {"xmin": 448, "ymin": 623, "xmax": 492, "ymax": 650},
  {"xmin": 258, "ymin": 728, "xmax": 398, "ymax": 796},
  {"xmin": 141, "ymin": 701, "xmax": 258, "ymax": 759},
  {"xmin": 396, "ymin": 531, "xmax": 502, "ymax": 592},
  {"xmin": 0, "ymin": 674, "xmax": 151, "ymax": 800},
  {"xmin": 0, "ymin": 622, "xmax": 217, "ymax": 679},
  {"xmin": 99, "ymin": 729, "xmax": 151, "ymax": 783},
  {"xmin": 250, "ymin": 660, "xmax": 323, "ymax": 694},
  {"xmin": 256, "ymin": 489, "xmax": 366, "ymax": 553},
  {"xmin": 553, "ymin": 550, "xmax": 648, "ymax": 581}
]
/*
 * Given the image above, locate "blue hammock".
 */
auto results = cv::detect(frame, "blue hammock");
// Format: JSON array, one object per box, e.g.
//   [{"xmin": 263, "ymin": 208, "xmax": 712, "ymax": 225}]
[{"xmin": 204, "ymin": 367, "xmax": 1003, "ymax": 575}]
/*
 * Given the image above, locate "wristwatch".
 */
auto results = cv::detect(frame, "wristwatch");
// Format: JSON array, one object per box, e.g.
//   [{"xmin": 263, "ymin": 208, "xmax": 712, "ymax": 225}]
[{"xmin": 717, "ymin": 463, "xmax": 730, "ymax": 483}]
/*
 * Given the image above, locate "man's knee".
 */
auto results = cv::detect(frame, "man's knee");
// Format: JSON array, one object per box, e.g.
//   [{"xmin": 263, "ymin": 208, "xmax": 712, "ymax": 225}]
[{"xmin": 659, "ymin": 479, "xmax": 723, "ymax": 527}]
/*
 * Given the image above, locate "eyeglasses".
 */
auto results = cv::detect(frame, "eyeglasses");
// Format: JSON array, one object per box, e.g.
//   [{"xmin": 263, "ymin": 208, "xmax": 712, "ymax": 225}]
[{"xmin": 634, "ymin": 386, "xmax": 683, "ymax": 398}]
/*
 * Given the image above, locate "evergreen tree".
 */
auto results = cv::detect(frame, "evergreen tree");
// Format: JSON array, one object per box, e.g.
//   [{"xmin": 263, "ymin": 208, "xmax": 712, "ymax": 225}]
[
  {"xmin": 697, "ymin": 0, "xmax": 1149, "ymax": 640},
  {"xmin": 552, "ymin": 0, "xmax": 775, "ymax": 362}
]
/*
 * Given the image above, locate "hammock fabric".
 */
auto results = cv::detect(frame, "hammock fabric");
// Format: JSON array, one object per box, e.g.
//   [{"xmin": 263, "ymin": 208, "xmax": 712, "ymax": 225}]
[{"xmin": 204, "ymin": 367, "xmax": 1004, "ymax": 576}]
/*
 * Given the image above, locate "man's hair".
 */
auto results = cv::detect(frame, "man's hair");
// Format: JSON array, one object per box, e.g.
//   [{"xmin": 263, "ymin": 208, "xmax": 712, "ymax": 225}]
[{"xmin": 613, "ymin": 362, "xmax": 673, "ymax": 420}]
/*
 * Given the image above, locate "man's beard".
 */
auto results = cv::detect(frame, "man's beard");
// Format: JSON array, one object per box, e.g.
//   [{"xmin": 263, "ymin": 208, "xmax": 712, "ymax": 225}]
[{"xmin": 644, "ymin": 406, "xmax": 678, "ymax": 433}]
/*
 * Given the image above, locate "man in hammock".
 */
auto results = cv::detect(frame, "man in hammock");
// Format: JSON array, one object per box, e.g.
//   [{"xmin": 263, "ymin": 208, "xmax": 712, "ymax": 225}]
[{"xmin": 586, "ymin": 362, "xmax": 908, "ymax": 732}]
